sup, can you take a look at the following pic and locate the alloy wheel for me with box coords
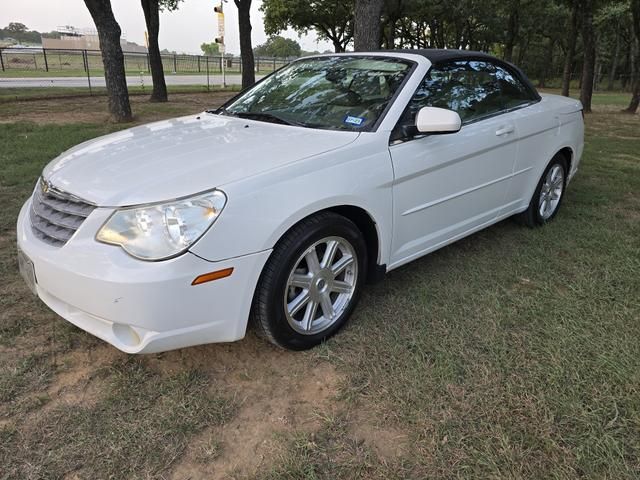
[284,236,358,335]
[539,164,565,220]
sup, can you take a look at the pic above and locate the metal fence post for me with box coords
[43,48,49,72]
[222,56,226,88]
[206,56,210,91]
[84,50,92,96]
[0,49,4,72]
[173,54,177,73]
[33,53,38,70]
[198,55,201,73]
[273,57,276,71]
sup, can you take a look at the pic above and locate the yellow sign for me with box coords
[215,2,225,53]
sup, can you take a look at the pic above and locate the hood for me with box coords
[43,113,360,206]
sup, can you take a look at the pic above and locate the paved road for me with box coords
[0,74,262,88]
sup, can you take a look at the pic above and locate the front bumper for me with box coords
[16,200,271,353]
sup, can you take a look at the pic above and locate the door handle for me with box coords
[495,125,515,136]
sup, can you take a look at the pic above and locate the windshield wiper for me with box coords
[206,106,227,114]
[234,111,303,126]
[211,108,320,129]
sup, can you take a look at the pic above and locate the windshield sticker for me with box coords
[344,115,365,127]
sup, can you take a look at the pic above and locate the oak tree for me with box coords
[235,0,256,89]
[84,0,132,122]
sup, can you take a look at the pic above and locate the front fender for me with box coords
[190,134,394,265]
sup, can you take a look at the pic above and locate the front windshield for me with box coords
[222,56,413,131]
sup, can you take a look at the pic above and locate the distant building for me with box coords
[121,40,147,53]
[41,26,147,53]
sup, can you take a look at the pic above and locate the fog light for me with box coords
[112,323,141,348]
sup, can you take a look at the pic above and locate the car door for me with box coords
[388,60,523,267]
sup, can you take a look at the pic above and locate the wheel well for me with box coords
[557,147,573,172]
[273,206,383,283]
[325,206,382,283]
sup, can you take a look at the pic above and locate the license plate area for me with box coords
[17,248,37,295]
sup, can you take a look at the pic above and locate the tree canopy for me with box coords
[254,35,302,57]
[261,0,354,52]
[259,0,638,111]
[200,41,221,56]
[0,23,60,44]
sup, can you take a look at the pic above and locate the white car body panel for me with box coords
[191,132,395,263]
[388,110,520,267]
[17,201,271,353]
[16,52,584,353]
[43,114,359,206]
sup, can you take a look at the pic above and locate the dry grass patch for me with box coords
[0,91,234,125]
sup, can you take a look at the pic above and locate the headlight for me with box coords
[96,189,227,261]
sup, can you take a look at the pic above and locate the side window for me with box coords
[399,60,536,129]
[494,64,536,109]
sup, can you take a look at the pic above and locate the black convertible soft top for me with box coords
[389,48,498,64]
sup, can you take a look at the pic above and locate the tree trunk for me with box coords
[384,18,396,49]
[354,0,384,51]
[561,0,579,97]
[234,0,255,89]
[539,37,554,88]
[623,0,640,113]
[516,36,529,65]
[141,0,167,102]
[84,0,132,122]
[383,0,401,49]
[594,57,603,91]
[318,26,346,52]
[607,30,621,91]
[579,1,596,113]
[504,1,520,62]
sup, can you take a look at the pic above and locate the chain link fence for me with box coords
[0,47,293,96]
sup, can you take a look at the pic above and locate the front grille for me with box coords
[29,179,96,247]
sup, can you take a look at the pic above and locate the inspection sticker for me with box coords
[344,115,365,126]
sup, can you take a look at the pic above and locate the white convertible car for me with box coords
[16,50,584,353]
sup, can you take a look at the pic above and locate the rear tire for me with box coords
[519,154,568,227]
[251,212,367,350]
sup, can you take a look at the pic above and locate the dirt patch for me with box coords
[348,411,410,460]
[168,335,342,479]
[44,346,120,408]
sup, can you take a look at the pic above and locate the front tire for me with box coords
[251,212,367,350]
[519,154,568,227]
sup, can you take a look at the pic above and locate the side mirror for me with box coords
[416,106,461,134]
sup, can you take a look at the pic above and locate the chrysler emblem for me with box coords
[40,178,51,195]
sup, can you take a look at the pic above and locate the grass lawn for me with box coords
[539,88,633,107]
[0,91,638,479]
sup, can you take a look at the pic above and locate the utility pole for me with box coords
[214,1,226,88]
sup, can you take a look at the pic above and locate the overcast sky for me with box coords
[4,0,333,55]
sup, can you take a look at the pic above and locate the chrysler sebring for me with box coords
[16,50,584,352]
